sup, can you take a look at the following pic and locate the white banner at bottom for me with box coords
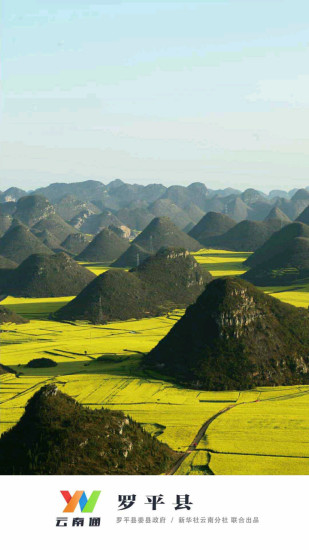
[0,475,305,549]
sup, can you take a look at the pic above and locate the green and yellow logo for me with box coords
[61,491,101,513]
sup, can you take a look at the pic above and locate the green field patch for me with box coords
[1,296,74,319]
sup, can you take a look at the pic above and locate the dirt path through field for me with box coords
[167,386,309,475]
[167,403,237,475]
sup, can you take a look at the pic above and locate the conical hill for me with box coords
[54,247,212,323]
[77,228,129,262]
[112,217,201,267]
[245,222,309,268]
[243,236,309,286]
[144,277,309,390]
[0,384,176,474]
[189,212,236,243]
[1,252,95,297]
[0,224,53,263]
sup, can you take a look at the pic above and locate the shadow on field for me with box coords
[5,353,187,391]
[6,354,142,377]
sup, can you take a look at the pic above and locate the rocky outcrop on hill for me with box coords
[0,305,28,324]
[0,384,176,474]
[112,217,201,267]
[145,277,309,390]
[54,247,212,323]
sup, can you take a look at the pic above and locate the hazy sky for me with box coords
[1,0,309,191]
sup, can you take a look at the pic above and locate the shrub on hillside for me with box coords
[26,358,57,369]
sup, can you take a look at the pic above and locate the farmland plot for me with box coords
[2,250,309,474]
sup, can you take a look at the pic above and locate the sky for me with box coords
[1,0,309,192]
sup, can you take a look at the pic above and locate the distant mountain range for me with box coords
[1,181,309,237]
[1,180,309,270]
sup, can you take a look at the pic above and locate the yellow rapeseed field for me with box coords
[1,249,309,474]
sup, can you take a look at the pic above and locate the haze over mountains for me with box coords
[0,180,309,274]
[1,180,309,238]
[203,217,288,251]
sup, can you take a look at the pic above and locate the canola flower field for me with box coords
[1,249,309,475]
